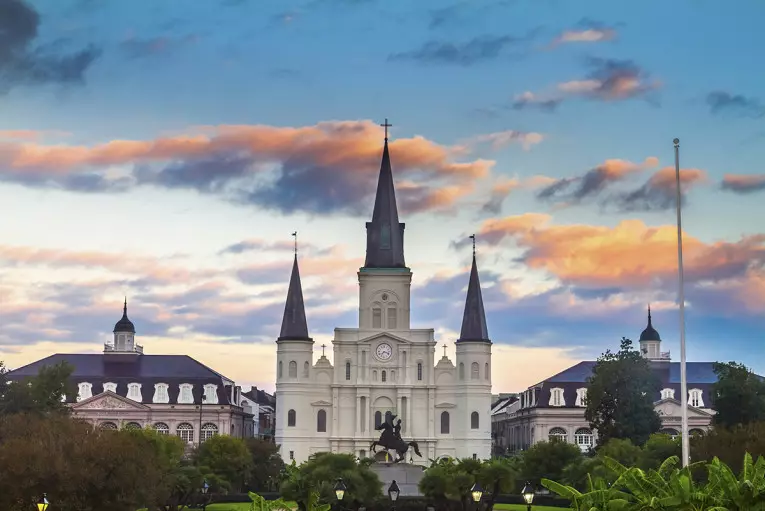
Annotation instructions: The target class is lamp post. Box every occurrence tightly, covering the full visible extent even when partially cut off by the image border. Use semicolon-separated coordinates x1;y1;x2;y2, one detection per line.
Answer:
470;482;483;511
388;480;400;511
36;495;49;511
334;478;347;511
521;482;535;511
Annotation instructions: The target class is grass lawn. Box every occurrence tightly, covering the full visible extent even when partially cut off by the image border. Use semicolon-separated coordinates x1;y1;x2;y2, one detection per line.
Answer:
197;503;566;511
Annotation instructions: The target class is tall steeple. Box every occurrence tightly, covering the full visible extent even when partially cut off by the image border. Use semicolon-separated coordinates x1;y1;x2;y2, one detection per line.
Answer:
457;237;491;343
364;119;406;269
278;255;312;341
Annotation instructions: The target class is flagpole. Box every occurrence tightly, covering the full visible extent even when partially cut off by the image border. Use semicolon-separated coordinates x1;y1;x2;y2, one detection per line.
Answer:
674;138;690;467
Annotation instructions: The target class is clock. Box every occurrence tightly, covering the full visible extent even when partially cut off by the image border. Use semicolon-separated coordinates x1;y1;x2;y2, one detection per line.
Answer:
376;342;393;361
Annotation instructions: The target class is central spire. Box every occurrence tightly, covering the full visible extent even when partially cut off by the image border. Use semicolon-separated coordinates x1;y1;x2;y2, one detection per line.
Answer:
457;238;491;343
278;255;312;341
364;120;406;269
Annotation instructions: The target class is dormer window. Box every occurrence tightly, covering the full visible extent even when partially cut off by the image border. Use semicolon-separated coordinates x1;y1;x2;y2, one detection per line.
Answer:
549;387;565;407
77;382;92;401
178;383;194;404
689;388;704;407
203;384;218;404
127;383;142;402
575;388;587;407
103;382;117;393
660;388;675;400
153;383;170;403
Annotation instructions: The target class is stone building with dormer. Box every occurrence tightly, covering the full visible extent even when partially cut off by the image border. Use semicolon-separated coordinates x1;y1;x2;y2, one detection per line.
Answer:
274;134;493;465
492;308;720;454
6;300;253;445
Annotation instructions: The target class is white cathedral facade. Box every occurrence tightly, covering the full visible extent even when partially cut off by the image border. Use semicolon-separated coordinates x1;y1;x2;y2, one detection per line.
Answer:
274;134;493;465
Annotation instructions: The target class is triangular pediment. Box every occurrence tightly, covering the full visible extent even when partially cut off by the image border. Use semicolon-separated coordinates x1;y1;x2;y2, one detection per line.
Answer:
71;391;151;411
357;332;412;345
311;400;333;407
654;398;711;418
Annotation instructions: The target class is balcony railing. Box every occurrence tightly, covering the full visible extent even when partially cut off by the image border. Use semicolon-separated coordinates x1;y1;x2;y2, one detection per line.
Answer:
103;343;144;354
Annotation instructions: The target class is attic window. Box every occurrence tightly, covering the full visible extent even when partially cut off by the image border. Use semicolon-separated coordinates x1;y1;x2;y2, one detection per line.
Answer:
689;389;704;407
549;387;565;407
103;382;117;393
660;388;675;400
127;383;142;402
77;382;93;402
203;384;218;404
178;383;194;404
153;383;170;404
575;388;587;407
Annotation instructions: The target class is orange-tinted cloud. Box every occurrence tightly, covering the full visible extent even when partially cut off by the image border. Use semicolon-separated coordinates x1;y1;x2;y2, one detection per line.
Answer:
612;166;707;212
721;173;765;194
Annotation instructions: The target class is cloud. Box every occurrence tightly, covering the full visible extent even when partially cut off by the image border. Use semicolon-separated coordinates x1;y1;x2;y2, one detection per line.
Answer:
610;167;707;212
536;156;658;205
550;19;618;47
706;91;765;119
463;130;545;151
0;0;101;93
388;31;538;66
720;174;765;194
0;120;495;216
480;175;555;215
513;58;660;111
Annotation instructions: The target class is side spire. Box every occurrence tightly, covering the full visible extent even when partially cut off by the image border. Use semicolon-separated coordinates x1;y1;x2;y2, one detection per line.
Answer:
457;235;490;343
278;254;312;341
364;119;406;269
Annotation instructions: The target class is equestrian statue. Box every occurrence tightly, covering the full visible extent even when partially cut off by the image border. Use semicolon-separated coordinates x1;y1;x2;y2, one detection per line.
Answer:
370;414;422;463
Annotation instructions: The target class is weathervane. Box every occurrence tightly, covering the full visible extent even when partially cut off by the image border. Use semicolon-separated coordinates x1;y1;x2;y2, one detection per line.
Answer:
291;231;298;256
380;118;392;140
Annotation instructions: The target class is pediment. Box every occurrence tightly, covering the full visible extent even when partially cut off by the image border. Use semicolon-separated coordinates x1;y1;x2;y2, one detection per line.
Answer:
654;398;711;418
357;332;412;345
311;400;333;407
435;402;457;408
72;391;151;411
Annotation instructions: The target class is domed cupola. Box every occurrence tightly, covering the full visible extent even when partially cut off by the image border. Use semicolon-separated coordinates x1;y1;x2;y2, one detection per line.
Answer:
113;298;136;333
639;305;667;360
640;305;660;341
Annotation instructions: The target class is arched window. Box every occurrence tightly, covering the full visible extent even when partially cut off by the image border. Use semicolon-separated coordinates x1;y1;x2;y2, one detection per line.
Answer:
303;361;310;377
471;362;479;380
201;423;218;442
548;427;567;442
375;411;382;429
372;307;382;328
574;428;593;451
278;361;283;378
100;421;118;430
288;361;297;378
346;361;351;381
484;363;489;380
440;411;450;434
660;428;680;440
381;370;387;382
689;428;704;438
385;411;393;425
124;422;142;430
387;306;397;329
372;370;378;381
459;363;464;380
176;423;194;443
153;422;170;435
471;411;479;429
417;362;423;381
287;409;296;427
317;409;327;432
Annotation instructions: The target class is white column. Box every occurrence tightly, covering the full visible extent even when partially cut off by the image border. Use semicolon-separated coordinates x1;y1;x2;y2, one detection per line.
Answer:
356;396;361;435
406;396;412;434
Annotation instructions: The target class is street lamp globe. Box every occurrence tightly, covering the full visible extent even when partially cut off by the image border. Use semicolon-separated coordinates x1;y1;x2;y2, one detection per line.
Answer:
334;478;347;501
521;482;535;505
36;495;49;511
388;480;400;502
470;483;483;503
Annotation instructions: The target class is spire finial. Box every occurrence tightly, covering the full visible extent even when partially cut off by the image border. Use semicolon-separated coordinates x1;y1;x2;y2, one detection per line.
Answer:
469;234;476;257
292;231;298;256
648;304;652;325
380;118;392;141
442;344;447;357
321;343;326;356
123;296;127;315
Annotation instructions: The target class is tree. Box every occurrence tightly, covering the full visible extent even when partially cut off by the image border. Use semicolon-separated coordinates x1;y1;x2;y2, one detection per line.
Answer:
420;457;516;511
596;438;642;467
585;337;661;446
519;439;582;485
638;433;681;471
0;361;75;416
195;435;253;492
691;422;765;472
245;438;285;491
280;453;382;511
712;361;765;428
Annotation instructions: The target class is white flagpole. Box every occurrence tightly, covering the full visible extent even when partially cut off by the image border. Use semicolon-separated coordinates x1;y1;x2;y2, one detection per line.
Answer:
674;138;690;467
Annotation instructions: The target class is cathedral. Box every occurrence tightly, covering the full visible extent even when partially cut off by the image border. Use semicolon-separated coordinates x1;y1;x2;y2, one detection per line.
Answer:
274;132;493;465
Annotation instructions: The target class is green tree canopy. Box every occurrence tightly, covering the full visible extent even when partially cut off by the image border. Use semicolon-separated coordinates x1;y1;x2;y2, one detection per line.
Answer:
195;434;253;493
520;439;582;485
0;361;75;416
585;337;661;446
712;361;765;428
245;438;285;491
419;457;517;511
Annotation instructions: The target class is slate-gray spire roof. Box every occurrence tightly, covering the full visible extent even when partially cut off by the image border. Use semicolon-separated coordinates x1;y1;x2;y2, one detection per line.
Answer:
278;255;312;341
640;305;661;341
457;255;491;343
113;298;136;333
364;139;406;268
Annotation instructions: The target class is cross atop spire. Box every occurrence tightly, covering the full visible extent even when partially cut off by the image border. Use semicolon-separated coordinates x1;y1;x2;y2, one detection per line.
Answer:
469;234;476;257
321;344;326;356
292;231;298;256
380;118;392;140
442;344;447;357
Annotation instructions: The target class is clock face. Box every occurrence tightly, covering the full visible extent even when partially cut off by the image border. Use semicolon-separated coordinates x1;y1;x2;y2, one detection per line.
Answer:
376;343;393;360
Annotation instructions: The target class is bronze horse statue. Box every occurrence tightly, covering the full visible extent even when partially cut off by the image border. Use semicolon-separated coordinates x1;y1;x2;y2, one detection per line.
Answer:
370;416;422;463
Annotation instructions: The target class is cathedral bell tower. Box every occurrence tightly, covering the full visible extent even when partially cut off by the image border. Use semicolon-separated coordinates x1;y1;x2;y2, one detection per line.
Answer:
358;120;412;331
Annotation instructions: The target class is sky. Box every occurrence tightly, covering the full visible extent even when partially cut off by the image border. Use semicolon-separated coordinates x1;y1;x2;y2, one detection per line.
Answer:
1;0;764;394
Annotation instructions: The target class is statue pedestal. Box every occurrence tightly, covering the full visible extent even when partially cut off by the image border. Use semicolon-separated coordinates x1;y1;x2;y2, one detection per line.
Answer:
370;463;424;497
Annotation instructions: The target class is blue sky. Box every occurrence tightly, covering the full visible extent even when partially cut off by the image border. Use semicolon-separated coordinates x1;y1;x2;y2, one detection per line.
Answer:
1;0;764;392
